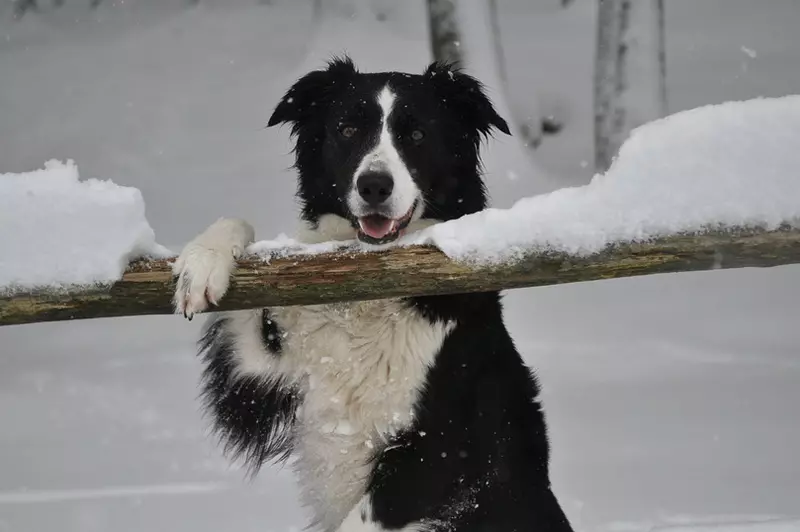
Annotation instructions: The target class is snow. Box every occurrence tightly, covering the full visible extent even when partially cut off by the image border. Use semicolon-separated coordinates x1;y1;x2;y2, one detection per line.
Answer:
646;518;800;532
0;160;170;294
1;1;800;532
413;95;800;262
248;234;345;258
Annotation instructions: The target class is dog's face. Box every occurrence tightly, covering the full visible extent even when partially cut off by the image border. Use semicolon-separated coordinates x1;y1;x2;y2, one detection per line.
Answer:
268;57;509;244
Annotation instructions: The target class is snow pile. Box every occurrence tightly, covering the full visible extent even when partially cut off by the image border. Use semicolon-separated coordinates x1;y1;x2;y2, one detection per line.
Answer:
0;160;171;294
411;95;800;263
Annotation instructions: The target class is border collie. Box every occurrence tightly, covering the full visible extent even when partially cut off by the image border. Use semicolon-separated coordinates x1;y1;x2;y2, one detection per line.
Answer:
172;57;574;532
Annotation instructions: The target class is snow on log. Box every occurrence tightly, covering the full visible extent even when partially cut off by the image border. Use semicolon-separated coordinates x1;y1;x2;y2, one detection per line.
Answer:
0;160;171;293
1;226;799;326
2;95;800;326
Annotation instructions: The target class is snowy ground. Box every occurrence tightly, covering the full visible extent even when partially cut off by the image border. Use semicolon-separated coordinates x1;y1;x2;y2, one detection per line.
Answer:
2;1;800;531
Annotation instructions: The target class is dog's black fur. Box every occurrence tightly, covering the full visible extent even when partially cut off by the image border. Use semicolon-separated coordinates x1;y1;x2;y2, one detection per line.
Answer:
198;57;574;532
267;57;506;227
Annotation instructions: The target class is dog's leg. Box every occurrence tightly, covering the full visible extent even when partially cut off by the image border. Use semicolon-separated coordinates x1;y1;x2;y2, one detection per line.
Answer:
172;217;255;319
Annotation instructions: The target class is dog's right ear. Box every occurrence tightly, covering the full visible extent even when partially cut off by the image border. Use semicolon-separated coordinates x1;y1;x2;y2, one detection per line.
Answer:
268;56;357;128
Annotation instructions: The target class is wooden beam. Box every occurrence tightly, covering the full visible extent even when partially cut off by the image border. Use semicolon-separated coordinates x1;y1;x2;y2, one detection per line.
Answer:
1;226;799;327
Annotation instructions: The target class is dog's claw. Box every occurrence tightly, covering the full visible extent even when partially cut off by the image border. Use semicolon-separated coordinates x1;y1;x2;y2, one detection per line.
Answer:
206;289;218;308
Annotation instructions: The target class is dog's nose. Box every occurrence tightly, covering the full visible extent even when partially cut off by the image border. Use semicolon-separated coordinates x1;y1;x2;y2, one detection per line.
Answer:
357;171;394;206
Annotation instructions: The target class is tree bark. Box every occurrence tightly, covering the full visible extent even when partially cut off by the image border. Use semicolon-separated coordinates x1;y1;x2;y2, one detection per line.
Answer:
426;0;464;65
595;0;667;172
2;226;799;327
426;0;547;148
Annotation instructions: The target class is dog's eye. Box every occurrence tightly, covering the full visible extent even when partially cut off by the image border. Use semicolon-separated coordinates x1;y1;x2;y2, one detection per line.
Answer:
339;125;358;138
411;129;425;142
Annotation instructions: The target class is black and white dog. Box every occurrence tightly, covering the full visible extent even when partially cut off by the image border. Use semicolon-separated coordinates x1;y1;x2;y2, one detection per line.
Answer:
173;57;574;532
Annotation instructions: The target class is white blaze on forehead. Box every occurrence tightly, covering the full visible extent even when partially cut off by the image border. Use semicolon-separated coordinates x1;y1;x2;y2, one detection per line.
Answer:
348;85;420;219
375;86;396;154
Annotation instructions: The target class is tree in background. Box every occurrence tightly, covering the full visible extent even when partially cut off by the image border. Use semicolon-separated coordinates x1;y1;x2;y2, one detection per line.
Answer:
12;0;560;151
426;0;462;65
594;0;667;172
311;0;394;25
426;0;561;150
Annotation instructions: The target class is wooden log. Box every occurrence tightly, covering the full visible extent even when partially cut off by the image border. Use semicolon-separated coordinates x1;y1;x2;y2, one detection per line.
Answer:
1;226;799;327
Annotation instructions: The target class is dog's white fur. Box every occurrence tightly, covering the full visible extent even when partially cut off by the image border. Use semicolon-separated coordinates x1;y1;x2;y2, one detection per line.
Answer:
348;86;420;221
173;215;449;532
172;217;255;318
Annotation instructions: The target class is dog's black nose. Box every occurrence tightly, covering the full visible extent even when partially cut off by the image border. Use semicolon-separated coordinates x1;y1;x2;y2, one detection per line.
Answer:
357;171;394;206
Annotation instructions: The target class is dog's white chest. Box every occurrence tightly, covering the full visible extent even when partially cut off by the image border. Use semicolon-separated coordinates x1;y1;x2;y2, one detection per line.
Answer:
269;300;452;531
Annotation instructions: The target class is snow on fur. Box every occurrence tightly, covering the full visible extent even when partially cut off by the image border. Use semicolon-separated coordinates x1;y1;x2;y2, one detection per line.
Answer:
0;160;170;294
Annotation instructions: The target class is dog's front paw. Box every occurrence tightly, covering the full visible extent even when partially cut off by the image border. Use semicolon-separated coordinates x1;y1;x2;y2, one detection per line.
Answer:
172;218;255;320
172;245;233;320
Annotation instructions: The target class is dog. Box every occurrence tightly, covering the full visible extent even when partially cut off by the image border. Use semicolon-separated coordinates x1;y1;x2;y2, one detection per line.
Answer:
172;57;574;532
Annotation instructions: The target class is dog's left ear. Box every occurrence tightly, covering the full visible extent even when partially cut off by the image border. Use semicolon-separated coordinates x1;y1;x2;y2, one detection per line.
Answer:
423;62;511;136
268;56;357;128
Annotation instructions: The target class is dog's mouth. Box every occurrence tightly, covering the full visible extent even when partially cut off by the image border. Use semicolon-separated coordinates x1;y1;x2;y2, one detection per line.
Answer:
356;202;417;244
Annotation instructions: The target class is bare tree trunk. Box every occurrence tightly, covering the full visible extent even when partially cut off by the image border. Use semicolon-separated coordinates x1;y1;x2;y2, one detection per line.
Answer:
312;0;391;25
595;0;667;172
426;0;464;65
313;0;355;21
487;0;509;85
426;0;509;78
425;0;551;148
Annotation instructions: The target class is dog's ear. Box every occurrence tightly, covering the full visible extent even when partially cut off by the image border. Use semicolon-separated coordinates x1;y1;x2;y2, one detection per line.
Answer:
423;61;510;136
268;56;358;128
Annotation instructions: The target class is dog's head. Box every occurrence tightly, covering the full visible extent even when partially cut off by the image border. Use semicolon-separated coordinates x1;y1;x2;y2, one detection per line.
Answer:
268;56;509;244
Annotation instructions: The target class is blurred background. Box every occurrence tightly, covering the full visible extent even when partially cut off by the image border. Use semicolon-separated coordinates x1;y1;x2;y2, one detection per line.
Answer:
1;1;799;531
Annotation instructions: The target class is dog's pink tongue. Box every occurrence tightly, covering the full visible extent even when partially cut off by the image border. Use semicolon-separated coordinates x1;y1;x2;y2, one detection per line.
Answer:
359;216;394;239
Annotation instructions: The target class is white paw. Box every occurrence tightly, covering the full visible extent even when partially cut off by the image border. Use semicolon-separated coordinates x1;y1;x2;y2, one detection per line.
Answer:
172;245;234;319
172;218;255;320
